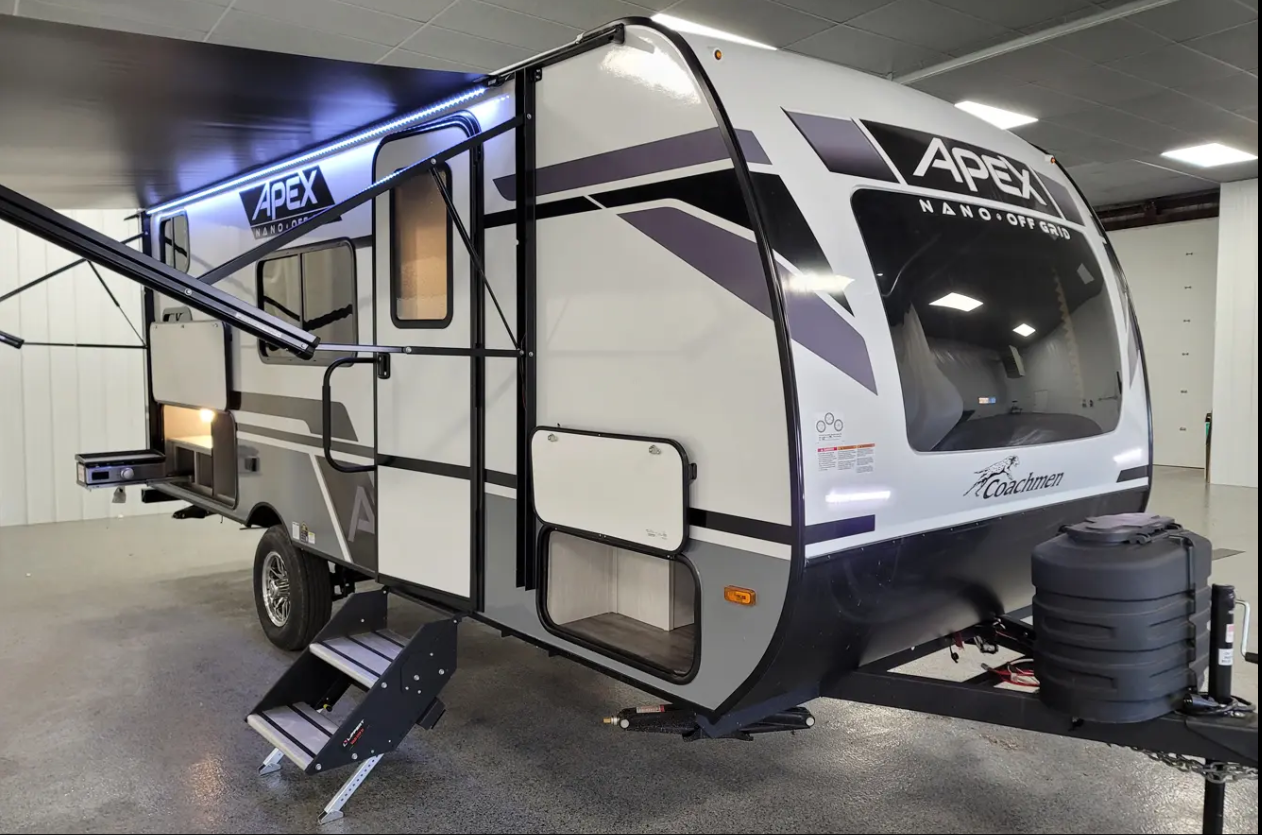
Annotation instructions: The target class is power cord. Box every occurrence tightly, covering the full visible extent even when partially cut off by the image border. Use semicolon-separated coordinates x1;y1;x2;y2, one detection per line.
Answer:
1182;693;1256;718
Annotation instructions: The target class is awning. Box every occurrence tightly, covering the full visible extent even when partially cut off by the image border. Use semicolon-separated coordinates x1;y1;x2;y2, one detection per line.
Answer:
0;15;482;209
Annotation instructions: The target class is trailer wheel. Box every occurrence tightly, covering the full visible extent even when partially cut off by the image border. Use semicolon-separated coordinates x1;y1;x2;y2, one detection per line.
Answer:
253;526;333;651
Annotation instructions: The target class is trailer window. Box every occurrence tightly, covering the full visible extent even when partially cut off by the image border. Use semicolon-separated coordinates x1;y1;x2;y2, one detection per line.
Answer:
159;213;190;272
391;166;451;327
852;189;1122;453
257;241;356;365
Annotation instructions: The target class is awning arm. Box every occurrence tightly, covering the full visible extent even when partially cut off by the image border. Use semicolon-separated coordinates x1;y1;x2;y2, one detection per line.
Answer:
0;232;143;306
0;183;320;358
0;327;23;349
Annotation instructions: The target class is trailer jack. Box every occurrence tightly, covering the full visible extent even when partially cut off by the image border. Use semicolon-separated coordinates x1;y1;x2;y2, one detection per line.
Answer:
604;704;814;741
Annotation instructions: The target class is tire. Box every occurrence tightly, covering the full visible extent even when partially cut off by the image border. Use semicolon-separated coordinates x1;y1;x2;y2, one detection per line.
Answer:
253;525;333;651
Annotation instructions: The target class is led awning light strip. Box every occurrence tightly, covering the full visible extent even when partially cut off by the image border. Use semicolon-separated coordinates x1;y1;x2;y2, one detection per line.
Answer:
145;86;486;218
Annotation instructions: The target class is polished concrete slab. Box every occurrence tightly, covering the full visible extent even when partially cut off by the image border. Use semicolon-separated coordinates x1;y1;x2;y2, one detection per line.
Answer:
0;467;1256;834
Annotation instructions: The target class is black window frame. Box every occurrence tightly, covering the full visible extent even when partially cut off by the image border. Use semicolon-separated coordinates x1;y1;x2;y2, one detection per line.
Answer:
255;238;357;367
159;212;190;273
389;163;454;329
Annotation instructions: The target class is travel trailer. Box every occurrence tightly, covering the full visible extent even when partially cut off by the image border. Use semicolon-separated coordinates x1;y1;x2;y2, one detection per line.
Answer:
1;17;1254;829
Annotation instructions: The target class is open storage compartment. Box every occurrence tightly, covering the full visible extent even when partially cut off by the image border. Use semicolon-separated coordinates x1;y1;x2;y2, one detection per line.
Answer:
543;530;698;679
162;405;237;505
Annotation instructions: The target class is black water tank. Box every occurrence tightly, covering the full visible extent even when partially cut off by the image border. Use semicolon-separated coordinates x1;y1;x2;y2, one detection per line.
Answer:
1033;513;1211;724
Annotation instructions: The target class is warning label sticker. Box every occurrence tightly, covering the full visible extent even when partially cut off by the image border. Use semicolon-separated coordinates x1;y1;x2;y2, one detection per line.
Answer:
291;522;316;547
814;411;845;442
817;443;876;474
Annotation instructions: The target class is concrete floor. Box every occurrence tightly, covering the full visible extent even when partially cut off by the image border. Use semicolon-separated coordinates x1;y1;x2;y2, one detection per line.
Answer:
0;467;1256;834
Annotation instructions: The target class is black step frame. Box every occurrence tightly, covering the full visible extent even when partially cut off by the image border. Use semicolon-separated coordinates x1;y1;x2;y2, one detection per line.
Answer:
250;589;460;775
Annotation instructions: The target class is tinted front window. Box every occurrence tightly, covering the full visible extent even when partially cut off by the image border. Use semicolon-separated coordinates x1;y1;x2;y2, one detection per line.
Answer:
853;189;1122;453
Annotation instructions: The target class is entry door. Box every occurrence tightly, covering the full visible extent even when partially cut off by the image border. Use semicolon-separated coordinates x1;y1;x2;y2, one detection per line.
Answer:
374;126;477;601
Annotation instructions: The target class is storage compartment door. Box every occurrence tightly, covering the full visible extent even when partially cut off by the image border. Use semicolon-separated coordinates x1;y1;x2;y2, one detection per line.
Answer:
149;320;228;410
531;428;690;554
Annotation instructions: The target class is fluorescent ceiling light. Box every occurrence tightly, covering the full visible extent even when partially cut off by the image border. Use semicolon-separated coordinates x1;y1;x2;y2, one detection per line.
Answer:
931;292;983;312
955;101;1037;130
652;13;776;50
1013;323;1036;337
1161;143;1258;168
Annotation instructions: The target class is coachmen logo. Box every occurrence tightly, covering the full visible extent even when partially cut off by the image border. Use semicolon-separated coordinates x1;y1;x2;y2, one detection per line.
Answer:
238;166;335;239
862;122;1059;217
965;456;1065;500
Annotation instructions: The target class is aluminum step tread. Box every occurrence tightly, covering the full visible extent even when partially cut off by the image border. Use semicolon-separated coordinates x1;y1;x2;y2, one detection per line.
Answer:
246;703;335;770
311;630;408;688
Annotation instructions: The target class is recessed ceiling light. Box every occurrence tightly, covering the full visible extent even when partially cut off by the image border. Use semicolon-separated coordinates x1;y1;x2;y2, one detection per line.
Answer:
1013;323;1036;337
955;101;1038;130
931;292;983;312
1161;143;1258;168
652;13;777;50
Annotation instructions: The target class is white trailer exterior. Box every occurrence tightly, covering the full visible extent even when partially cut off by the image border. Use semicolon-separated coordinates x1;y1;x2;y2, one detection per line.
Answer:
117;19;1147;719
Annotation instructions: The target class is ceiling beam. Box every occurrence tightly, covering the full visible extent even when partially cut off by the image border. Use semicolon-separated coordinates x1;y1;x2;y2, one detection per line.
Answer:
894;0;1186;84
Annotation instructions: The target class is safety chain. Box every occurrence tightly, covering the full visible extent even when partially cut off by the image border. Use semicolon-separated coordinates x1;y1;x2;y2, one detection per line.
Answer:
1125;748;1259;784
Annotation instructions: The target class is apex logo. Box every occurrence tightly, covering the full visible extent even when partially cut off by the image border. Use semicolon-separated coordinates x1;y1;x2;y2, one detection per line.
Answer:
862;121;1060;217
238;166;335;239
913;137;1046;206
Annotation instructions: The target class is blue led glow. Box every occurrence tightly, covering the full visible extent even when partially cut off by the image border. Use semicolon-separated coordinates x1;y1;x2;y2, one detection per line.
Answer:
146;86;486;217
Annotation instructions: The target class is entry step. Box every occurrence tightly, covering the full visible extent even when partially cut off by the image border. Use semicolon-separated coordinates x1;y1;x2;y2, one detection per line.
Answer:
246;702;337;771
310;629;409;689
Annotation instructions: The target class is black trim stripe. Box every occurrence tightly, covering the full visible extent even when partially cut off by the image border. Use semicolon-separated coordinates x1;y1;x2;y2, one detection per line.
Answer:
378;453;516;488
236;423;372;459
1117;465;1149;482
692;510;874;547
379;454;468;479
805;515;877;545
485;195;596;228
688;508;790;544
486;470;518;489
395;460;867;548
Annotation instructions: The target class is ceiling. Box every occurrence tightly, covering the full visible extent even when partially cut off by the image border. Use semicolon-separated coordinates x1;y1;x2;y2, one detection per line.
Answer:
1;0;1257;206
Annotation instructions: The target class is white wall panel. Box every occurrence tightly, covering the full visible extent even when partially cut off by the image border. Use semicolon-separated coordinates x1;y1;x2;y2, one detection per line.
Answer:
0;211;167;527
1210;180;1259;489
1110;218;1218;468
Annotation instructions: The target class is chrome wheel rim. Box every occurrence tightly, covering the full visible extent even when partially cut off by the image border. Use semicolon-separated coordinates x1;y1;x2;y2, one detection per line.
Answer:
261;551;291;627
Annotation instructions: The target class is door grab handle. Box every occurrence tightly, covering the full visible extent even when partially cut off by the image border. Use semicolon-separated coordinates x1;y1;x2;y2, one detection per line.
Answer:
322;356;376;474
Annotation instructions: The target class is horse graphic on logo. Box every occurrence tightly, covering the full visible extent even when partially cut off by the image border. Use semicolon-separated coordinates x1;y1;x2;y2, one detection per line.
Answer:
965;456;1020;496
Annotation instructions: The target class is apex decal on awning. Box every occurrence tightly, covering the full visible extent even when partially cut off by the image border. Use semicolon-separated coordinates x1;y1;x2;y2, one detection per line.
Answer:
239;166;335;239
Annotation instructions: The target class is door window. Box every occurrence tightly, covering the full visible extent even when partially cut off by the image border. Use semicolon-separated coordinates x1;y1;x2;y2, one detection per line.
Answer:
391;166;452;327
